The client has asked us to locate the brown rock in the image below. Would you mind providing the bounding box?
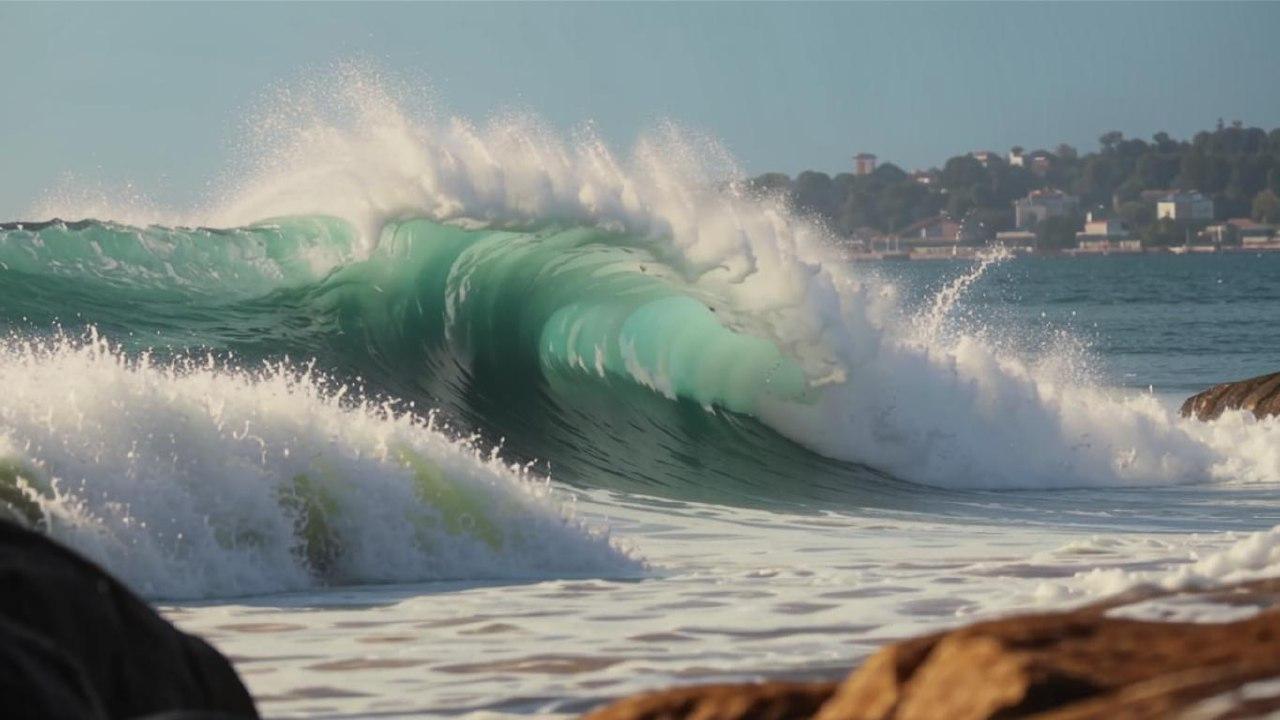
[816,608,1280,719]
[580,681,838,720]
[583,580,1280,720]
[1181,371,1280,420]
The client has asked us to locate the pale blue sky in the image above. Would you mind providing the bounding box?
[2,2,1278,220]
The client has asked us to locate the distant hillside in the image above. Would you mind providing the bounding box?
[749,123,1280,246]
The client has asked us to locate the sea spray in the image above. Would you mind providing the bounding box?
[0,331,638,599]
[23,66,1280,491]
[911,244,1013,342]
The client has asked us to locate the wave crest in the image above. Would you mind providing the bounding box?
[0,332,637,600]
[24,67,1280,491]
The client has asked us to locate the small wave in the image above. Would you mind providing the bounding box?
[1036,525,1280,608]
[0,333,638,600]
[0,216,358,296]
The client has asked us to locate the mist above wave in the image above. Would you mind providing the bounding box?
[25,65,1280,491]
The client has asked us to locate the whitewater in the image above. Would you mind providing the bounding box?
[6,70,1280,716]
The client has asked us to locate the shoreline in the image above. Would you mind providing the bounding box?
[584,577,1280,720]
[848,243,1280,261]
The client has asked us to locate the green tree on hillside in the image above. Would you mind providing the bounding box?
[1118,200,1155,229]
[1035,215,1081,250]
[1145,218,1190,247]
[1099,131,1124,154]
[749,123,1280,243]
[792,171,836,217]
[1255,190,1280,224]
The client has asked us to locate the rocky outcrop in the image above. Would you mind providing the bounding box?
[583,580,1280,720]
[581,681,838,720]
[0,519,258,719]
[1181,371,1280,420]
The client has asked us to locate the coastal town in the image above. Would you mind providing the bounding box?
[749,123,1280,260]
[862,186,1280,260]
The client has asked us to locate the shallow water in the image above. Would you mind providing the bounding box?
[165,482,1280,718]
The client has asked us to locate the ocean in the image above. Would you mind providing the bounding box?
[3,82,1280,718]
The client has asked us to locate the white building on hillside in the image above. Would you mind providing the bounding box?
[1156,192,1214,221]
[1014,189,1079,229]
[970,150,998,167]
[1076,213,1139,253]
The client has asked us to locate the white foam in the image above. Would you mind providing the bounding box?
[0,332,638,600]
[1036,526,1280,606]
[31,65,1280,490]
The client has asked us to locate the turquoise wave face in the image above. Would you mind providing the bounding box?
[0,217,360,347]
[317,218,809,416]
[0,217,357,295]
[0,216,889,507]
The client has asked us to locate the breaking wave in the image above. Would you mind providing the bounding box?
[7,67,1280,597]
[0,334,635,600]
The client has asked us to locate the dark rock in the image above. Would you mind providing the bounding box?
[0,613,109,719]
[582,579,1280,720]
[0,519,258,720]
[1181,371,1280,420]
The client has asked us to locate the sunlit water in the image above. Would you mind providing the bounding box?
[151,254,1280,719]
[5,73,1280,718]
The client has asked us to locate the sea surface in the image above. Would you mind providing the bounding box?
[3,85,1280,718]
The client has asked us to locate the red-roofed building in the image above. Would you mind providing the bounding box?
[1203,218,1275,246]
[898,216,962,247]
[854,153,877,176]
